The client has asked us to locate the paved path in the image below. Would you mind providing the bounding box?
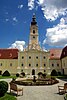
[0,78,66,100]
[17,79,66,100]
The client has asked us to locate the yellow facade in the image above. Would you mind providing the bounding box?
[17,50,50,75]
[49,59,62,73]
[0,59,18,74]
[61,57,67,75]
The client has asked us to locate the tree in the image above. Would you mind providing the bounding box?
[51,69,58,76]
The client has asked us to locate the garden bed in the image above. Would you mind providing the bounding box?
[13,78,59,86]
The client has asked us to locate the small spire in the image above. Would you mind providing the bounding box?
[31,13,37,25]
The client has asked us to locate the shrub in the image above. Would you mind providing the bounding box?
[38,72,43,76]
[0,81,8,97]
[57,71,61,76]
[33,75,36,82]
[51,76,56,80]
[11,78,16,82]
[0,70,2,75]
[16,73,19,77]
[51,69,58,76]
[42,73,46,78]
[2,70,10,76]
[21,72,25,77]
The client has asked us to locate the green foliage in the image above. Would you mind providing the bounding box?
[0,70,2,75]
[51,69,58,76]
[0,75,17,79]
[2,70,10,76]
[57,71,61,76]
[21,72,25,77]
[0,93,17,100]
[0,81,8,97]
[42,73,46,78]
[16,73,19,77]
[38,72,43,76]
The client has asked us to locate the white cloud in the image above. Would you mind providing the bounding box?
[9,41,25,51]
[28,0,67,21]
[43,18,67,47]
[38,0,67,21]
[13,17,18,22]
[28,0,34,10]
[5,19,9,22]
[18,4,23,9]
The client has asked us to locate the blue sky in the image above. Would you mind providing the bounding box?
[0,0,67,51]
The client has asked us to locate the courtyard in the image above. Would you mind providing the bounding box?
[0,78,66,100]
[17,79,65,100]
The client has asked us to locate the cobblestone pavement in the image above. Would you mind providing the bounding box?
[17,79,66,100]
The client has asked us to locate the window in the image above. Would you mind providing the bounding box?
[57,64,59,67]
[51,54,54,56]
[0,63,2,66]
[44,64,46,66]
[22,56,24,59]
[33,36,35,38]
[52,64,54,67]
[44,70,46,72]
[10,63,12,66]
[36,64,38,67]
[29,56,31,59]
[29,64,31,67]
[22,64,24,66]
[64,52,65,55]
[33,30,35,34]
[43,56,45,59]
[36,56,38,59]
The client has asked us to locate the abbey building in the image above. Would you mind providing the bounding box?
[0,14,67,75]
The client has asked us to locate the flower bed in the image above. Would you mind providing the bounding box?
[13,78,59,86]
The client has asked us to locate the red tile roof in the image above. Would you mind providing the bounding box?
[50,49,62,60]
[0,49,18,59]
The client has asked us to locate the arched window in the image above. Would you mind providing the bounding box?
[52,64,54,67]
[29,64,31,67]
[36,64,38,67]
[44,64,46,66]
[10,63,12,66]
[22,64,24,66]
[33,36,35,38]
[33,30,35,34]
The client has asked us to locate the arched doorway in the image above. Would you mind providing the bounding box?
[32,69,35,75]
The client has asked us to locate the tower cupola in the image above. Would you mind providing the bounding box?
[31,13,37,25]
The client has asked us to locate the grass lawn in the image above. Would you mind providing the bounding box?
[0,93,17,100]
[0,75,17,79]
[66,94,67,100]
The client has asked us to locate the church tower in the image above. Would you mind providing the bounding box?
[28,14,41,50]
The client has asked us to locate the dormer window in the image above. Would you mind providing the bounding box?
[51,53,54,56]
[0,54,1,57]
[9,53,12,57]
[64,52,65,55]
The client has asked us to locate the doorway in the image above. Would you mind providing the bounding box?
[32,69,35,75]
